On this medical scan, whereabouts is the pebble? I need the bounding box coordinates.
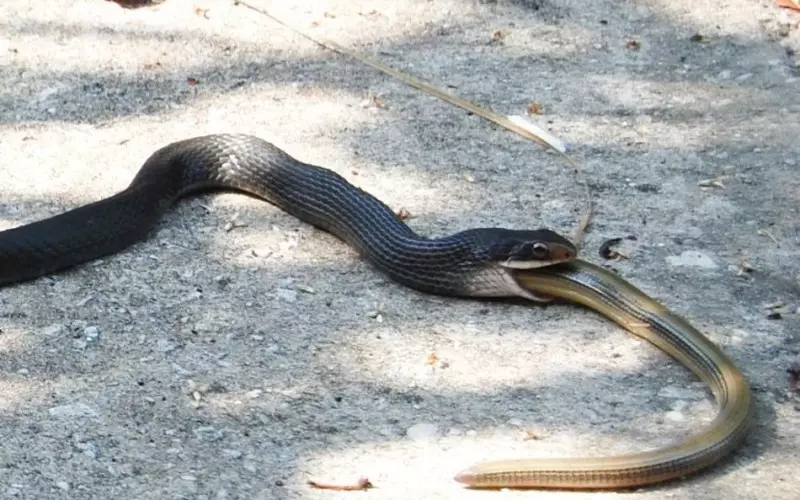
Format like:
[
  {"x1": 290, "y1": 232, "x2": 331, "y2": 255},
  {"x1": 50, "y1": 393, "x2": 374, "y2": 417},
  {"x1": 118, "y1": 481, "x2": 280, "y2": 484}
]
[
  {"x1": 84, "y1": 326, "x2": 99, "y2": 342},
  {"x1": 406, "y1": 422, "x2": 440, "y2": 441},
  {"x1": 665, "y1": 411, "x2": 685, "y2": 422},
  {"x1": 48, "y1": 403, "x2": 97, "y2": 419},
  {"x1": 76, "y1": 442, "x2": 99, "y2": 459},
  {"x1": 665, "y1": 250, "x2": 718, "y2": 269},
  {"x1": 42, "y1": 323, "x2": 66, "y2": 336},
  {"x1": 55, "y1": 481, "x2": 70, "y2": 491},
  {"x1": 276, "y1": 288, "x2": 297, "y2": 303},
  {"x1": 157, "y1": 339, "x2": 178, "y2": 353}
]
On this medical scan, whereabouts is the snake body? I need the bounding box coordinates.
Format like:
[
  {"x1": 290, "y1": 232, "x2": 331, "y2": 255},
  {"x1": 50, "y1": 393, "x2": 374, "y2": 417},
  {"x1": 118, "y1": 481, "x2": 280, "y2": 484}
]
[
  {"x1": 0, "y1": 134, "x2": 574, "y2": 291},
  {"x1": 0, "y1": 134, "x2": 751, "y2": 489}
]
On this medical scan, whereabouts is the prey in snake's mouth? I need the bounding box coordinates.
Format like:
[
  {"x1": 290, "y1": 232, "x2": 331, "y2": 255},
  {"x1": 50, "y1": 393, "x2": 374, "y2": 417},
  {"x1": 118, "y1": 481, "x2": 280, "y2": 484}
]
[{"x1": 463, "y1": 228, "x2": 578, "y2": 302}]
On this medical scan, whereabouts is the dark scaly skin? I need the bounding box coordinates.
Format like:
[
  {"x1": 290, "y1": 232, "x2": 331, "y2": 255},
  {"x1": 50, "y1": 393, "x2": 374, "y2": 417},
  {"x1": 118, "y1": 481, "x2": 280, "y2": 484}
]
[{"x1": 0, "y1": 134, "x2": 575, "y2": 290}]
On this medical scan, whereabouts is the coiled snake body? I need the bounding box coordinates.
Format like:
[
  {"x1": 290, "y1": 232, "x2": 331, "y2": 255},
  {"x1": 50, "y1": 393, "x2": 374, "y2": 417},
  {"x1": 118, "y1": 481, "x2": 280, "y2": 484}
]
[{"x1": 0, "y1": 134, "x2": 751, "y2": 489}]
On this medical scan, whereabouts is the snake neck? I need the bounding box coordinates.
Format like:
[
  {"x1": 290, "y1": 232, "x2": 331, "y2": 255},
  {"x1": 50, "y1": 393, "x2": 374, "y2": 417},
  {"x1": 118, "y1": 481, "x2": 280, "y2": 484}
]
[{"x1": 256, "y1": 162, "x2": 487, "y2": 296}]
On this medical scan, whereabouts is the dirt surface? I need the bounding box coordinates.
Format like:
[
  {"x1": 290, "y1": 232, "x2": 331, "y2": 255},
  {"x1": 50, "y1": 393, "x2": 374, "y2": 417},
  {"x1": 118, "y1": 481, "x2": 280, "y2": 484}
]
[{"x1": 1, "y1": 1, "x2": 799, "y2": 499}]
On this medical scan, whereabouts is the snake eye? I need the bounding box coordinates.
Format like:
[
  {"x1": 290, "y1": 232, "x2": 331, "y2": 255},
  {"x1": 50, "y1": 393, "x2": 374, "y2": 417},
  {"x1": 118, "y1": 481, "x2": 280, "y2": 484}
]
[{"x1": 531, "y1": 242, "x2": 550, "y2": 259}]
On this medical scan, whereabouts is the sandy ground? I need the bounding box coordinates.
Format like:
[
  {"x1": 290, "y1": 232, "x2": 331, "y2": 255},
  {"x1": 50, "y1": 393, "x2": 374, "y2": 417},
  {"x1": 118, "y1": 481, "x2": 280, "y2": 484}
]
[{"x1": 1, "y1": 0, "x2": 799, "y2": 499}]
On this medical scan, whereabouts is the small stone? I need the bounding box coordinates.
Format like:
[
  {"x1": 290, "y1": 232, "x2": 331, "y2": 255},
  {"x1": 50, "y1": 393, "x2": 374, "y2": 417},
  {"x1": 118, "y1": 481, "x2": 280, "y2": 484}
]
[
  {"x1": 42, "y1": 323, "x2": 66, "y2": 336},
  {"x1": 406, "y1": 422, "x2": 440, "y2": 441},
  {"x1": 223, "y1": 449, "x2": 243, "y2": 459},
  {"x1": 276, "y1": 288, "x2": 297, "y2": 303},
  {"x1": 507, "y1": 418, "x2": 523, "y2": 427},
  {"x1": 84, "y1": 326, "x2": 100, "y2": 341},
  {"x1": 55, "y1": 481, "x2": 70, "y2": 491},
  {"x1": 665, "y1": 411, "x2": 685, "y2": 422},
  {"x1": 157, "y1": 339, "x2": 178, "y2": 353},
  {"x1": 671, "y1": 400, "x2": 689, "y2": 412},
  {"x1": 465, "y1": 429, "x2": 478, "y2": 437},
  {"x1": 665, "y1": 251, "x2": 718, "y2": 269},
  {"x1": 48, "y1": 403, "x2": 97, "y2": 419},
  {"x1": 193, "y1": 426, "x2": 222, "y2": 441},
  {"x1": 447, "y1": 427, "x2": 463, "y2": 436},
  {"x1": 76, "y1": 442, "x2": 99, "y2": 459},
  {"x1": 245, "y1": 389, "x2": 263, "y2": 399}
]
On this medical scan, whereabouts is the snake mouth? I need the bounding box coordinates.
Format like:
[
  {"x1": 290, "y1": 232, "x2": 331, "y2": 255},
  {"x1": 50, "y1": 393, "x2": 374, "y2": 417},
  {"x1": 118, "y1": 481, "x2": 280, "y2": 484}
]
[{"x1": 499, "y1": 256, "x2": 573, "y2": 270}]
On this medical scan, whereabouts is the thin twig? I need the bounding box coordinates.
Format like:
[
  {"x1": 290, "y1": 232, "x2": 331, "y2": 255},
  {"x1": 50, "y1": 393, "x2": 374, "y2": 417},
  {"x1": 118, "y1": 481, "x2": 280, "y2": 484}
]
[{"x1": 233, "y1": 0, "x2": 594, "y2": 247}]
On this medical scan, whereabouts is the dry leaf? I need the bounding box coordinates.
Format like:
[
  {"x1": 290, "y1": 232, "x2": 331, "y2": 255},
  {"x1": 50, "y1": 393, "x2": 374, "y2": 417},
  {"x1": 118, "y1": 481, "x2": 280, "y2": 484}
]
[
  {"x1": 522, "y1": 429, "x2": 543, "y2": 441},
  {"x1": 527, "y1": 102, "x2": 544, "y2": 115},
  {"x1": 490, "y1": 30, "x2": 506, "y2": 44},
  {"x1": 308, "y1": 477, "x2": 373, "y2": 491}
]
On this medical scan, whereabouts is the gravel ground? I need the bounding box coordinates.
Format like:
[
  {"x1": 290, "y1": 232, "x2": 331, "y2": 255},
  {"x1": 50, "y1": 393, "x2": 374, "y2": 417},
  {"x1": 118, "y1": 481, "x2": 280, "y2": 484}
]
[{"x1": 1, "y1": 1, "x2": 799, "y2": 499}]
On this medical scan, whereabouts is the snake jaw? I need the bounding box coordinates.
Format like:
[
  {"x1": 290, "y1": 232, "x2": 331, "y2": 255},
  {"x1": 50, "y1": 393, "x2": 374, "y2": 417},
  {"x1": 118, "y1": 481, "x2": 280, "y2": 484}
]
[
  {"x1": 499, "y1": 257, "x2": 572, "y2": 270},
  {"x1": 500, "y1": 269, "x2": 555, "y2": 302}
]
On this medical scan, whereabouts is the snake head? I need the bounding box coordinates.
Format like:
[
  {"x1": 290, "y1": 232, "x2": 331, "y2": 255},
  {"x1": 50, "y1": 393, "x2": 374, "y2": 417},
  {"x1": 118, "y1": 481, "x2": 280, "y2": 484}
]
[{"x1": 484, "y1": 229, "x2": 577, "y2": 269}]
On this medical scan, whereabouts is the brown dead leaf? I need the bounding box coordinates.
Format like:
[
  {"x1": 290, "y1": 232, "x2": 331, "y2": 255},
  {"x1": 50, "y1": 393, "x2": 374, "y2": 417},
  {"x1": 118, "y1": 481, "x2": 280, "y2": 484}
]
[
  {"x1": 359, "y1": 94, "x2": 386, "y2": 109},
  {"x1": 426, "y1": 352, "x2": 439, "y2": 366},
  {"x1": 489, "y1": 30, "x2": 507, "y2": 44},
  {"x1": 527, "y1": 102, "x2": 544, "y2": 115},
  {"x1": 396, "y1": 207, "x2": 412, "y2": 220},
  {"x1": 522, "y1": 429, "x2": 543, "y2": 441},
  {"x1": 626, "y1": 39, "x2": 641, "y2": 51}
]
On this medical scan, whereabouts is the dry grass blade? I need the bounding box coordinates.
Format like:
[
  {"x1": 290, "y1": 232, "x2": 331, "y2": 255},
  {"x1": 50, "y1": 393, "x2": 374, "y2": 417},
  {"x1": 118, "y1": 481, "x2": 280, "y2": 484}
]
[{"x1": 234, "y1": 0, "x2": 593, "y2": 247}]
